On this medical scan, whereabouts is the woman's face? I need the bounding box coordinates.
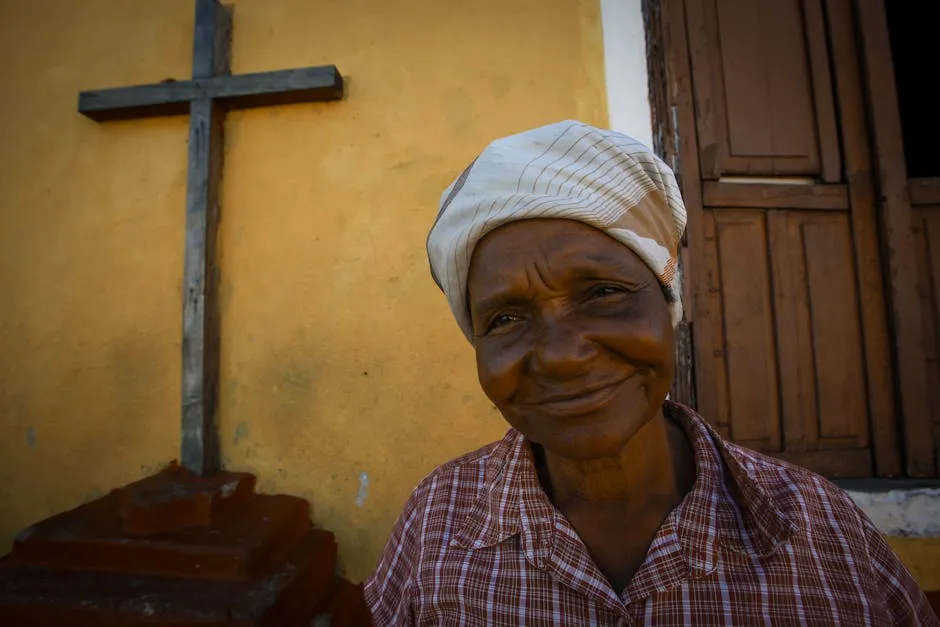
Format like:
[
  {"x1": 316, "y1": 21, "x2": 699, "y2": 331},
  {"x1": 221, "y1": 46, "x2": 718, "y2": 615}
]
[{"x1": 467, "y1": 219, "x2": 675, "y2": 461}]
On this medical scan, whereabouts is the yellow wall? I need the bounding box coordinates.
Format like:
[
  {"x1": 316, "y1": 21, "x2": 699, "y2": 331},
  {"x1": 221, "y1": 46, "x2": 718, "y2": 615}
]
[
  {"x1": 0, "y1": 0, "x2": 608, "y2": 581},
  {"x1": 887, "y1": 537, "x2": 940, "y2": 592}
]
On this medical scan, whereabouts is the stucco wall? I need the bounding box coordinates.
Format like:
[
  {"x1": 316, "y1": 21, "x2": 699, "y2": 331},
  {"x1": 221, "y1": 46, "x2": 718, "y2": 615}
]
[
  {"x1": 0, "y1": 0, "x2": 190, "y2": 547},
  {"x1": 0, "y1": 0, "x2": 608, "y2": 582}
]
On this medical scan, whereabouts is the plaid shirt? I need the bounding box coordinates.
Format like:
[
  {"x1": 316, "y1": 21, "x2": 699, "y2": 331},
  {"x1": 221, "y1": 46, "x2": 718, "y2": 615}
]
[{"x1": 365, "y1": 402, "x2": 938, "y2": 625}]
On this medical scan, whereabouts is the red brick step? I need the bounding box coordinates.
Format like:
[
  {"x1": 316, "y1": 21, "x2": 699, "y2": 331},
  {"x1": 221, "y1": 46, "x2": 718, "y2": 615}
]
[{"x1": 0, "y1": 465, "x2": 366, "y2": 626}]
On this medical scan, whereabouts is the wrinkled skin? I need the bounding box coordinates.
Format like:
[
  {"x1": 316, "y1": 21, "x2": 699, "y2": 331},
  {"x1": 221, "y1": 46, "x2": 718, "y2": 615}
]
[
  {"x1": 468, "y1": 219, "x2": 676, "y2": 458},
  {"x1": 467, "y1": 219, "x2": 694, "y2": 591}
]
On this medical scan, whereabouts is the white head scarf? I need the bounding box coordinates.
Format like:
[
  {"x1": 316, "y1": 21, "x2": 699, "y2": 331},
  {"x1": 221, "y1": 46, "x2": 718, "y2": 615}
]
[{"x1": 427, "y1": 120, "x2": 687, "y2": 342}]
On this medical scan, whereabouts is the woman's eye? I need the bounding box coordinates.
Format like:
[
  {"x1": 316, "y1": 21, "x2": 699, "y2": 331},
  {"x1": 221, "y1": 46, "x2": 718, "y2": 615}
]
[
  {"x1": 588, "y1": 285, "x2": 626, "y2": 299},
  {"x1": 488, "y1": 313, "x2": 520, "y2": 332}
]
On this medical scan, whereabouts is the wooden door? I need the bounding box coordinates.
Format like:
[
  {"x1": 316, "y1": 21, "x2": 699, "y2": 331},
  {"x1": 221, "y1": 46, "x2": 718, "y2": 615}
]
[{"x1": 654, "y1": 0, "x2": 902, "y2": 476}]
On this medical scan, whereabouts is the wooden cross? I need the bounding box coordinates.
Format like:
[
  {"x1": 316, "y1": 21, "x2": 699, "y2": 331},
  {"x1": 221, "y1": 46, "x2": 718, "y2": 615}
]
[{"x1": 77, "y1": 0, "x2": 344, "y2": 477}]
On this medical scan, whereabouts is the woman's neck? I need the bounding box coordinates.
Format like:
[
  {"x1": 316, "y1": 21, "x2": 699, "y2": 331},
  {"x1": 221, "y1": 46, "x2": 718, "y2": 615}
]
[{"x1": 539, "y1": 410, "x2": 694, "y2": 510}]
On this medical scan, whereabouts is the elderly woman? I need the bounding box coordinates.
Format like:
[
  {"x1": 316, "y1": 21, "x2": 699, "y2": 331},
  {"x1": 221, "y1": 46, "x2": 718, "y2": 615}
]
[{"x1": 364, "y1": 121, "x2": 937, "y2": 625}]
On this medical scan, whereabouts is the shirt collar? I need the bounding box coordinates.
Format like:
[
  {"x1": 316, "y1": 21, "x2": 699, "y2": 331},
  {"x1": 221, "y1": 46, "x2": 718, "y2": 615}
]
[
  {"x1": 451, "y1": 401, "x2": 799, "y2": 572},
  {"x1": 451, "y1": 428, "x2": 557, "y2": 567},
  {"x1": 664, "y1": 402, "x2": 799, "y2": 570}
]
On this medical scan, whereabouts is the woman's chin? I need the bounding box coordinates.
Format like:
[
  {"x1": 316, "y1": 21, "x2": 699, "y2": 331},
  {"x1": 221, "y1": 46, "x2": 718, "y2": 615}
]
[{"x1": 536, "y1": 421, "x2": 644, "y2": 461}]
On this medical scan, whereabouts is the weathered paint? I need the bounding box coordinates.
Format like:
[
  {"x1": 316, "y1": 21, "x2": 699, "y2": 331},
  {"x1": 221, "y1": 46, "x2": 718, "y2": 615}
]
[
  {"x1": 848, "y1": 487, "x2": 940, "y2": 537},
  {"x1": 0, "y1": 0, "x2": 608, "y2": 582},
  {"x1": 356, "y1": 472, "x2": 370, "y2": 509}
]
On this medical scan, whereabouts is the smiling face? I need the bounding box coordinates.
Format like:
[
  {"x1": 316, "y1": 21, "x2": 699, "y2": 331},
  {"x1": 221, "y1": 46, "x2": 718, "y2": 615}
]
[{"x1": 467, "y1": 219, "x2": 676, "y2": 461}]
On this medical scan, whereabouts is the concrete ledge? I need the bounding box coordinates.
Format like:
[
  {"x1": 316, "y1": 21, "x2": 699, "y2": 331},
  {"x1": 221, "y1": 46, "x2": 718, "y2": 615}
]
[{"x1": 844, "y1": 486, "x2": 940, "y2": 537}]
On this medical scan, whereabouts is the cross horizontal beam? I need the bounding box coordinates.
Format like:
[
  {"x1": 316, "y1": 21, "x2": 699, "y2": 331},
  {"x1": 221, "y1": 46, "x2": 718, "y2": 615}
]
[{"x1": 78, "y1": 65, "x2": 343, "y2": 122}]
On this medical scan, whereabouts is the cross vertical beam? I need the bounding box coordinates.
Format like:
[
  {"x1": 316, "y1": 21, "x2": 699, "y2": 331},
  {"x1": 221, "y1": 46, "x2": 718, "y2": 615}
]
[
  {"x1": 77, "y1": 0, "x2": 343, "y2": 477},
  {"x1": 181, "y1": 0, "x2": 231, "y2": 476}
]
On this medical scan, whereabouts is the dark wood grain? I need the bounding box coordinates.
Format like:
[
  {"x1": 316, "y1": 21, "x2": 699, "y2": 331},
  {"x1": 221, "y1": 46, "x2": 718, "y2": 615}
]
[
  {"x1": 192, "y1": 0, "x2": 231, "y2": 80},
  {"x1": 702, "y1": 181, "x2": 848, "y2": 210},
  {"x1": 78, "y1": 66, "x2": 343, "y2": 122},
  {"x1": 670, "y1": 241, "x2": 694, "y2": 407},
  {"x1": 853, "y1": 0, "x2": 933, "y2": 477},
  {"x1": 914, "y1": 209, "x2": 940, "y2": 475},
  {"x1": 909, "y1": 178, "x2": 940, "y2": 207},
  {"x1": 825, "y1": 0, "x2": 901, "y2": 476},
  {"x1": 644, "y1": 0, "x2": 696, "y2": 408},
  {"x1": 713, "y1": 210, "x2": 780, "y2": 450},
  {"x1": 803, "y1": 0, "x2": 842, "y2": 183},
  {"x1": 801, "y1": 215, "x2": 869, "y2": 445},
  {"x1": 776, "y1": 449, "x2": 872, "y2": 478},
  {"x1": 767, "y1": 210, "x2": 819, "y2": 453},
  {"x1": 661, "y1": 0, "x2": 733, "y2": 435},
  {"x1": 685, "y1": 0, "x2": 835, "y2": 179},
  {"x1": 180, "y1": 0, "x2": 230, "y2": 477}
]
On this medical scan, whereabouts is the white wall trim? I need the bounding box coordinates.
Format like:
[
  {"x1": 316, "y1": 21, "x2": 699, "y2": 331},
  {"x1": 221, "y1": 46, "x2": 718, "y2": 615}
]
[
  {"x1": 600, "y1": 0, "x2": 655, "y2": 150},
  {"x1": 848, "y1": 488, "x2": 940, "y2": 538}
]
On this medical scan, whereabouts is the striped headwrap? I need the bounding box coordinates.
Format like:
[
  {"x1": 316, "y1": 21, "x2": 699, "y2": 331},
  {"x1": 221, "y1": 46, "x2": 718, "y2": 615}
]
[{"x1": 427, "y1": 120, "x2": 687, "y2": 342}]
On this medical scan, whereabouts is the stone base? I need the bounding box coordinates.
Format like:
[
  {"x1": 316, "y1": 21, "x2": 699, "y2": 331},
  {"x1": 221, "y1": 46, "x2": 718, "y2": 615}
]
[{"x1": 0, "y1": 464, "x2": 371, "y2": 626}]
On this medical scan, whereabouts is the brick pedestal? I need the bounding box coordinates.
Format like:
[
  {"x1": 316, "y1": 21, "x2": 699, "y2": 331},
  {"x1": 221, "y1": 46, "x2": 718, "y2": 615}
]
[{"x1": 0, "y1": 464, "x2": 371, "y2": 626}]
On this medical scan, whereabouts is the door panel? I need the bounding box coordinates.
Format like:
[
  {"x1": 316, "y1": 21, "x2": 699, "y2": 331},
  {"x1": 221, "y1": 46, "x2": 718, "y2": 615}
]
[
  {"x1": 685, "y1": 0, "x2": 841, "y2": 180},
  {"x1": 712, "y1": 210, "x2": 780, "y2": 449},
  {"x1": 707, "y1": 207, "x2": 873, "y2": 475}
]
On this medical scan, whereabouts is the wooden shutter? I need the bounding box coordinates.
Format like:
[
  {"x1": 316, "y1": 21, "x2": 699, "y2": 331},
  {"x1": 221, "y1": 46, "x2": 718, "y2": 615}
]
[
  {"x1": 661, "y1": 0, "x2": 901, "y2": 476},
  {"x1": 686, "y1": 0, "x2": 841, "y2": 181}
]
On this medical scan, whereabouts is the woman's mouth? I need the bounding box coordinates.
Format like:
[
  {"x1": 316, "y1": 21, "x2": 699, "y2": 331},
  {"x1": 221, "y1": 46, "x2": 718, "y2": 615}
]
[{"x1": 525, "y1": 378, "x2": 629, "y2": 416}]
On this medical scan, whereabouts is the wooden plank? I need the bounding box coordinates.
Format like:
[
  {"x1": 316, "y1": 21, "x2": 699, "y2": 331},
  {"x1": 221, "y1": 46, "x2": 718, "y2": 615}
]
[
  {"x1": 644, "y1": 0, "x2": 696, "y2": 408},
  {"x1": 747, "y1": 0, "x2": 818, "y2": 173},
  {"x1": 671, "y1": 320, "x2": 696, "y2": 406},
  {"x1": 802, "y1": 214, "x2": 868, "y2": 444},
  {"x1": 662, "y1": 0, "x2": 724, "y2": 430},
  {"x1": 180, "y1": 0, "x2": 230, "y2": 478},
  {"x1": 702, "y1": 211, "x2": 731, "y2": 438},
  {"x1": 776, "y1": 449, "x2": 872, "y2": 478},
  {"x1": 825, "y1": 0, "x2": 901, "y2": 476},
  {"x1": 803, "y1": 0, "x2": 842, "y2": 183},
  {"x1": 683, "y1": 0, "x2": 722, "y2": 180},
  {"x1": 767, "y1": 211, "x2": 818, "y2": 453},
  {"x1": 852, "y1": 0, "x2": 934, "y2": 476},
  {"x1": 717, "y1": 0, "x2": 774, "y2": 162},
  {"x1": 919, "y1": 212, "x2": 940, "y2": 468},
  {"x1": 702, "y1": 181, "x2": 848, "y2": 210},
  {"x1": 78, "y1": 66, "x2": 344, "y2": 122},
  {"x1": 192, "y1": 0, "x2": 231, "y2": 79},
  {"x1": 670, "y1": 250, "x2": 696, "y2": 406},
  {"x1": 714, "y1": 210, "x2": 780, "y2": 449},
  {"x1": 909, "y1": 178, "x2": 940, "y2": 207},
  {"x1": 642, "y1": 0, "x2": 670, "y2": 160}
]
